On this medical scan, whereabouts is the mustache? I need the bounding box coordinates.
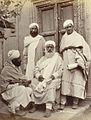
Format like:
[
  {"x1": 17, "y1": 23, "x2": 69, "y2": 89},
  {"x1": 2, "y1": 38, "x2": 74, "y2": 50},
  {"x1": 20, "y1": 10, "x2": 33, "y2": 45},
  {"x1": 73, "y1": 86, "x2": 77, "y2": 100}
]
[
  {"x1": 47, "y1": 48, "x2": 54, "y2": 52},
  {"x1": 46, "y1": 49, "x2": 53, "y2": 52},
  {"x1": 45, "y1": 50, "x2": 55, "y2": 54}
]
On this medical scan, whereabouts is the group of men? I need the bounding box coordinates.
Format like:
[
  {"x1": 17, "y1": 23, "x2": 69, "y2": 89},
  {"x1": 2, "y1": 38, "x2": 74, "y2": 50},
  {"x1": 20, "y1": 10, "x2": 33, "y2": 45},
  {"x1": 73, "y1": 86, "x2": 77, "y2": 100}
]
[{"x1": 0, "y1": 19, "x2": 91, "y2": 118}]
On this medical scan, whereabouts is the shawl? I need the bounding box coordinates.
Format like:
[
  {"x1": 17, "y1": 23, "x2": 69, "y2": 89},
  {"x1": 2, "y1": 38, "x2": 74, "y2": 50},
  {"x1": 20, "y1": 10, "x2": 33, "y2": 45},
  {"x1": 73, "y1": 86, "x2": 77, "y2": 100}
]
[{"x1": 60, "y1": 31, "x2": 91, "y2": 61}]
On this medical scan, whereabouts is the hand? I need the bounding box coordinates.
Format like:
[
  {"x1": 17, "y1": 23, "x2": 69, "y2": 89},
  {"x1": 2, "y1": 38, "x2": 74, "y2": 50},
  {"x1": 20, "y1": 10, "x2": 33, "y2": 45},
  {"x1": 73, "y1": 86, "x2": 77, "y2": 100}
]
[
  {"x1": 38, "y1": 75, "x2": 44, "y2": 82},
  {"x1": 47, "y1": 80, "x2": 52, "y2": 85},
  {"x1": 50, "y1": 75, "x2": 55, "y2": 80},
  {"x1": 22, "y1": 80, "x2": 31, "y2": 87}
]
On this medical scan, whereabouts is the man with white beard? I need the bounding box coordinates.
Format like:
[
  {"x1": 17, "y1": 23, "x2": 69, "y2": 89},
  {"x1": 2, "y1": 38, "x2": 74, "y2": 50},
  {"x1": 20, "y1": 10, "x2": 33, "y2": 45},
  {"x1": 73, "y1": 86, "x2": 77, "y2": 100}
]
[{"x1": 29, "y1": 40, "x2": 63, "y2": 118}]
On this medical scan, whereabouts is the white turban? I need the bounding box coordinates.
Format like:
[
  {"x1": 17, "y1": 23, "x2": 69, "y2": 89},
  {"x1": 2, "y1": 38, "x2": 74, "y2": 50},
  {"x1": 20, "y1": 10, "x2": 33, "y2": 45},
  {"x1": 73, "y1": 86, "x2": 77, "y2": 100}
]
[
  {"x1": 29, "y1": 23, "x2": 39, "y2": 30},
  {"x1": 8, "y1": 50, "x2": 20, "y2": 60},
  {"x1": 63, "y1": 19, "x2": 74, "y2": 28},
  {"x1": 45, "y1": 40, "x2": 56, "y2": 47}
]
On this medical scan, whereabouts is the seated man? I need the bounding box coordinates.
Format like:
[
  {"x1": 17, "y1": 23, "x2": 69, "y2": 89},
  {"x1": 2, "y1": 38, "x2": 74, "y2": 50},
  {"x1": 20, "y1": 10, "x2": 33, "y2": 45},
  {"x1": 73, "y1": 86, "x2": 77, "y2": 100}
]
[
  {"x1": 0, "y1": 50, "x2": 32, "y2": 116},
  {"x1": 30, "y1": 40, "x2": 63, "y2": 117}
]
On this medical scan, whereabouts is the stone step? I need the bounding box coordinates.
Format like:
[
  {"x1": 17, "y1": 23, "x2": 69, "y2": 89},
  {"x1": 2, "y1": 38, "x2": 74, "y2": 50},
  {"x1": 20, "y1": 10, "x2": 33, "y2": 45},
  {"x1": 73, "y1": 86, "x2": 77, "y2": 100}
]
[{"x1": 0, "y1": 99, "x2": 90, "y2": 120}]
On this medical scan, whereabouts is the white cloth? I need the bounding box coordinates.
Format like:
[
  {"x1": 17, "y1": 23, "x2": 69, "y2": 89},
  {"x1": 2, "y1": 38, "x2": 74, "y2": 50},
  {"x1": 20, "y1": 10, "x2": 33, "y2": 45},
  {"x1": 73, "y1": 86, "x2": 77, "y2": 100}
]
[
  {"x1": 35, "y1": 53, "x2": 58, "y2": 93},
  {"x1": 31, "y1": 52, "x2": 63, "y2": 104},
  {"x1": 60, "y1": 31, "x2": 91, "y2": 61},
  {"x1": 2, "y1": 85, "x2": 32, "y2": 113},
  {"x1": 63, "y1": 19, "x2": 73, "y2": 28},
  {"x1": 25, "y1": 35, "x2": 41, "y2": 80},
  {"x1": 45, "y1": 40, "x2": 55, "y2": 47},
  {"x1": 1, "y1": 60, "x2": 32, "y2": 113},
  {"x1": 46, "y1": 103, "x2": 52, "y2": 110},
  {"x1": 42, "y1": 53, "x2": 58, "y2": 79},
  {"x1": 29, "y1": 23, "x2": 39, "y2": 30},
  {"x1": 60, "y1": 31, "x2": 91, "y2": 99},
  {"x1": 8, "y1": 50, "x2": 20, "y2": 60}
]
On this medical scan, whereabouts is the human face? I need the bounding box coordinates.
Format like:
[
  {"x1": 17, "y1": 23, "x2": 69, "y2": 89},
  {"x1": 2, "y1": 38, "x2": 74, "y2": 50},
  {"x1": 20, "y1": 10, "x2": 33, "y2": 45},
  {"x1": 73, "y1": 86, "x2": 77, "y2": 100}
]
[
  {"x1": 30, "y1": 25, "x2": 38, "y2": 37},
  {"x1": 46, "y1": 44, "x2": 54, "y2": 53},
  {"x1": 12, "y1": 56, "x2": 21, "y2": 67},
  {"x1": 65, "y1": 24, "x2": 74, "y2": 35}
]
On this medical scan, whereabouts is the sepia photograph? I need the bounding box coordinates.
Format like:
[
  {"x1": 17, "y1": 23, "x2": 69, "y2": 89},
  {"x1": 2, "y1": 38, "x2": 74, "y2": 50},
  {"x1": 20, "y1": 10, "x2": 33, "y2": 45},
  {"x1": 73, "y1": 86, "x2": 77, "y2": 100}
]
[{"x1": 0, "y1": 0, "x2": 91, "y2": 120}]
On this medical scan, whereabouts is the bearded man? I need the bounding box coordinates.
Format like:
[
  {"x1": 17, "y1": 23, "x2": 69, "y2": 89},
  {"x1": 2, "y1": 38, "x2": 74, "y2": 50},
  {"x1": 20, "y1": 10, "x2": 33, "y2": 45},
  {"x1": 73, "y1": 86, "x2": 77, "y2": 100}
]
[
  {"x1": 0, "y1": 50, "x2": 32, "y2": 116},
  {"x1": 29, "y1": 40, "x2": 63, "y2": 117},
  {"x1": 60, "y1": 19, "x2": 91, "y2": 110},
  {"x1": 23, "y1": 23, "x2": 45, "y2": 81}
]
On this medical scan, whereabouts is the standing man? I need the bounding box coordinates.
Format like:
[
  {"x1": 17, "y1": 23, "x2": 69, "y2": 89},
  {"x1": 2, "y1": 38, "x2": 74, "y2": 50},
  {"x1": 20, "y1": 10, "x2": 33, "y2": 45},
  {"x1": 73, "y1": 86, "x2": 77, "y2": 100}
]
[
  {"x1": 23, "y1": 23, "x2": 45, "y2": 81},
  {"x1": 60, "y1": 19, "x2": 91, "y2": 110}
]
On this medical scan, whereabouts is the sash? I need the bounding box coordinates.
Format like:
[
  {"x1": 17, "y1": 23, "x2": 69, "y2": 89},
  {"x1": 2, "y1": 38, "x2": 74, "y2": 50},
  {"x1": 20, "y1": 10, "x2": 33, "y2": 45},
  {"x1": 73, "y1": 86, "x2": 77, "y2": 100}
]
[{"x1": 25, "y1": 35, "x2": 41, "y2": 80}]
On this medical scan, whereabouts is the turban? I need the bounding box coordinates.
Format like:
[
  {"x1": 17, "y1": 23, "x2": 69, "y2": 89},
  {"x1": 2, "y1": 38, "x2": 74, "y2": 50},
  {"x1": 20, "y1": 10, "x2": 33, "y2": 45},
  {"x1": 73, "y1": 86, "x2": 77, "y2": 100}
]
[
  {"x1": 29, "y1": 23, "x2": 39, "y2": 30},
  {"x1": 63, "y1": 19, "x2": 74, "y2": 28},
  {"x1": 8, "y1": 50, "x2": 20, "y2": 60},
  {"x1": 45, "y1": 40, "x2": 56, "y2": 47}
]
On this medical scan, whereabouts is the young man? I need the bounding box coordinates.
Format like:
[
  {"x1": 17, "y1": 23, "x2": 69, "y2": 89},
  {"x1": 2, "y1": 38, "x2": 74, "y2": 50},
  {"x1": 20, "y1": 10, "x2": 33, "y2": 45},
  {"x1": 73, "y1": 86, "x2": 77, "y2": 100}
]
[
  {"x1": 30, "y1": 40, "x2": 63, "y2": 117},
  {"x1": 60, "y1": 19, "x2": 91, "y2": 110},
  {"x1": 0, "y1": 50, "x2": 32, "y2": 116},
  {"x1": 23, "y1": 23, "x2": 45, "y2": 81}
]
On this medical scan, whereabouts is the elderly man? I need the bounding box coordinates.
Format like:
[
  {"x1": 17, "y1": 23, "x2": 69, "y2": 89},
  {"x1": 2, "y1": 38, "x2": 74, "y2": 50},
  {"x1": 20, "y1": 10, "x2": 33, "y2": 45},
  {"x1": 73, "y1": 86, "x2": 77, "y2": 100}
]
[
  {"x1": 60, "y1": 19, "x2": 91, "y2": 110},
  {"x1": 30, "y1": 40, "x2": 63, "y2": 117},
  {"x1": 0, "y1": 50, "x2": 32, "y2": 116},
  {"x1": 23, "y1": 23, "x2": 46, "y2": 80}
]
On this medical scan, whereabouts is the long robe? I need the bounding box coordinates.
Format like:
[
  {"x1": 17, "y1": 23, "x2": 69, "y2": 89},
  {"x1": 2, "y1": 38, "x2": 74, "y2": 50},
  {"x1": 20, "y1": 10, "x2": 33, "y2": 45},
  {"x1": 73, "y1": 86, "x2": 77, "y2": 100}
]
[
  {"x1": 60, "y1": 31, "x2": 91, "y2": 99},
  {"x1": 23, "y1": 34, "x2": 45, "y2": 80},
  {"x1": 31, "y1": 52, "x2": 63, "y2": 104},
  {"x1": 0, "y1": 60, "x2": 32, "y2": 113}
]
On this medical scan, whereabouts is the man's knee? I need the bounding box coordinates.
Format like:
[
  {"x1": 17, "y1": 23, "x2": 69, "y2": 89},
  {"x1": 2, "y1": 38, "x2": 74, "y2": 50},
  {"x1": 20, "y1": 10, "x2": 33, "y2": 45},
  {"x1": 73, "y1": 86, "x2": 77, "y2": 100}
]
[{"x1": 18, "y1": 85, "x2": 26, "y2": 91}]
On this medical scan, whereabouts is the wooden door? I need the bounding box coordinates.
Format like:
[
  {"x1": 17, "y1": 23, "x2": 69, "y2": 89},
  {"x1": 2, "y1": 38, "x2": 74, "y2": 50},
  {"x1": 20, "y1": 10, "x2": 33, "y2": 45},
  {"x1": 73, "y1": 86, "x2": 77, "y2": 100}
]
[{"x1": 37, "y1": 4, "x2": 59, "y2": 51}]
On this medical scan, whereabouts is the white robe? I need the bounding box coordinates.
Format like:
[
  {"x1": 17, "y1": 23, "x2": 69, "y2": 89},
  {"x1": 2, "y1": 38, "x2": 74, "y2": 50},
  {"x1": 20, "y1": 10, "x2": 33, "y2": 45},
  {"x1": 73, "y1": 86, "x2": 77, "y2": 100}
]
[
  {"x1": 23, "y1": 34, "x2": 45, "y2": 80},
  {"x1": 1, "y1": 61, "x2": 32, "y2": 113},
  {"x1": 60, "y1": 31, "x2": 91, "y2": 99},
  {"x1": 31, "y1": 52, "x2": 63, "y2": 104}
]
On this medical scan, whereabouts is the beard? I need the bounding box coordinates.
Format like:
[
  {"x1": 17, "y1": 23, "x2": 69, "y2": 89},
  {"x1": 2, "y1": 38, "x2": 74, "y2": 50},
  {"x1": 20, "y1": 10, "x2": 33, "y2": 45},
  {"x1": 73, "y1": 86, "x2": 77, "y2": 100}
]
[
  {"x1": 12, "y1": 60, "x2": 21, "y2": 67},
  {"x1": 45, "y1": 49, "x2": 55, "y2": 58},
  {"x1": 30, "y1": 31, "x2": 38, "y2": 37}
]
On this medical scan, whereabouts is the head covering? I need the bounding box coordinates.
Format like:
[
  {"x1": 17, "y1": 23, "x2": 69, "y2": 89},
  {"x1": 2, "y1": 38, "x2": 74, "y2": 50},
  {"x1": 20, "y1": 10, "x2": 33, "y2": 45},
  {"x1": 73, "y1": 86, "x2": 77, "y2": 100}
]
[
  {"x1": 45, "y1": 40, "x2": 56, "y2": 47},
  {"x1": 63, "y1": 19, "x2": 74, "y2": 28},
  {"x1": 8, "y1": 50, "x2": 20, "y2": 60},
  {"x1": 29, "y1": 23, "x2": 39, "y2": 30}
]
